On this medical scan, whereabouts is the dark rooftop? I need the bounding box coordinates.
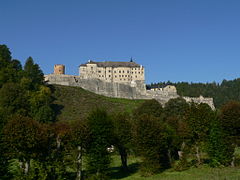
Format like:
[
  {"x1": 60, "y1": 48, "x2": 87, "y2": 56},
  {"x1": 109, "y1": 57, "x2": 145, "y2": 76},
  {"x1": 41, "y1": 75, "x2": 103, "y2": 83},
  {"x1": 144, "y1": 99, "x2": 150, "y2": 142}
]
[{"x1": 80, "y1": 60, "x2": 141, "y2": 68}]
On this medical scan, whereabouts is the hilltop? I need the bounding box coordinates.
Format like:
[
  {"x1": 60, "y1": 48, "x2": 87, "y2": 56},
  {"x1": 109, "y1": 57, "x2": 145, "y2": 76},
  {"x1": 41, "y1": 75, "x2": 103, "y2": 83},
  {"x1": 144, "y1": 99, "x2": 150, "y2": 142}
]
[{"x1": 50, "y1": 84, "x2": 146, "y2": 121}]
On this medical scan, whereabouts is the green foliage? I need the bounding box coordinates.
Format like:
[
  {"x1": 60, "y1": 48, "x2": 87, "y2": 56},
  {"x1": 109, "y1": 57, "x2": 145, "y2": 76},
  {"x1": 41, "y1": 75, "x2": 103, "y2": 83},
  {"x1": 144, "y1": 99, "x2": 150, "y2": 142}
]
[
  {"x1": 2, "y1": 115, "x2": 47, "y2": 177},
  {"x1": 133, "y1": 99, "x2": 163, "y2": 118},
  {"x1": 207, "y1": 115, "x2": 231, "y2": 167},
  {"x1": 149, "y1": 79, "x2": 240, "y2": 108},
  {"x1": 133, "y1": 114, "x2": 171, "y2": 175},
  {"x1": 184, "y1": 103, "x2": 214, "y2": 144},
  {"x1": 0, "y1": 44, "x2": 12, "y2": 69},
  {"x1": 69, "y1": 120, "x2": 90, "y2": 180},
  {"x1": 0, "y1": 83, "x2": 29, "y2": 120},
  {"x1": 29, "y1": 86, "x2": 55, "y2": 123},
  {"x1": 2, "y1": 116, "x2": 46, "y2": 160},
  {"x1": 183, "y1": 103, "x2": 215, "y2": 165},
  {"x1": 112, "y1": 112, "x2": 132, "y2": 170},
  {"x1": 86, "y1": 109, "x2": 113, "y2": 177},
  {"x1": 8, "y1": 159, "x2": 48, "y2": 180},
  {"x1": 23, "y1": 56, "x2": 44, "y2": 89},
  {"x1": 220, "y1": 101, "x2": 240, "y2": 145},
  {"x1": 0, "y1": 46, "x2": 23, "y2": 87},
  {"x1": 164, "y1": 97, "x2": 189, "y2": 117}
]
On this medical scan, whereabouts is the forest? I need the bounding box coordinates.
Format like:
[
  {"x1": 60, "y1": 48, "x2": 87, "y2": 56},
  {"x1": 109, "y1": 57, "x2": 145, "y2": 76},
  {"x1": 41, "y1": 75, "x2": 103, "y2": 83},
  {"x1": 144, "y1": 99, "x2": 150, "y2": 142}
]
[
  {"x1": 0, "y1": 44, "x2": 240, "y2": 180},
  {"x1": 148, "y1": 79, "x2": 240, "y2": 108}
]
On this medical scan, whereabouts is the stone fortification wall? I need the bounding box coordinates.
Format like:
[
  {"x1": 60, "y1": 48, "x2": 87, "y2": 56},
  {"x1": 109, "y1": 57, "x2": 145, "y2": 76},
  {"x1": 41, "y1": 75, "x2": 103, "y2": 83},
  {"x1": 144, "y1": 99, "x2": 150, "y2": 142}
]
[
  {"x1": 45, "y1": 74, "x2": 215, "y2": 109},
  {"x1": 183, "y1": 96, "x2": 215, "y2": 110},
  {"x1": 45, "y1": 74, "x2": 142, "y2": 99}
]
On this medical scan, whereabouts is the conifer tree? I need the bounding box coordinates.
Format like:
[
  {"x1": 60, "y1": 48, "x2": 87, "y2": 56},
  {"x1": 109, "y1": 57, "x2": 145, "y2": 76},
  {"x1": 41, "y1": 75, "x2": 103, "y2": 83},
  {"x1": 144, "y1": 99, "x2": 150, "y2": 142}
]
[{"x1": 24, "y1": 56, "x2": 44, "y2": 89}]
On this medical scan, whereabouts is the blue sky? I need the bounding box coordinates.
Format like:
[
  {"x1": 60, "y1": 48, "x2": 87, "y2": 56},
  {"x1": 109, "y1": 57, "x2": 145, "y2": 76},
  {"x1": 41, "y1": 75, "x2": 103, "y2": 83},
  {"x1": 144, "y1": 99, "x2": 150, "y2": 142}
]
[{"x1": 1, "y1": 0, "x2": 240, "y2": 84}]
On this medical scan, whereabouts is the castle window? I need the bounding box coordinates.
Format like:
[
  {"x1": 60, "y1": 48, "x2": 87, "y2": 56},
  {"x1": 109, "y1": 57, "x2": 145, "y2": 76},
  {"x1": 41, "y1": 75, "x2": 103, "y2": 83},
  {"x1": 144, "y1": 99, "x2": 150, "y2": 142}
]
[
  {"x1": 120, "y1": 79, "x2": 122, "y2": 81},
  {"x1": 109, "y1": 75, "x2": 111, "y2": 77},
  {"x1": 115, "y1": 75, "x2": 117, "y2": 78},
  {"x1": 91, "y1": 67, "x2": 93, "y2": 70},
  {"x1": 99, "y1": 75, "x2": 101, "y2": 77},
  {"x1": 119, "y1": 70, "x2": 121, "y2": 73},
  {"x1": 114, "y1": 71, "x2": 116, "y2": 73},
  {"x1": 102, "y1": 75, "x2": 104, "y2": 77},
  {"x1": 135, "y1": 76, "x2": 137, "y2": 78},
  {"x1": 98, "y1": 71, "x2": 101, "y2": 73},
  {"x1": 119, "y1": 75, "x2": 121, "y2": 77},
  {"x1": 132, "y1": 72, "x2": 133, "y2": 74},
  {"x1": 125, "y1": 75, "x2": 127, "y2": 77},
  {"x1": 109, "y1": 70, "x2": 111, "y2": 73},
  {"x1": 123, "y1": 71, "x2": 124, "y2": 73},
  {"x1": 127, "y1": 71, "x2": 129, "y2": 73},
  {"x1": 139, "y1": 72, "x2": 140, "y2": 74}
]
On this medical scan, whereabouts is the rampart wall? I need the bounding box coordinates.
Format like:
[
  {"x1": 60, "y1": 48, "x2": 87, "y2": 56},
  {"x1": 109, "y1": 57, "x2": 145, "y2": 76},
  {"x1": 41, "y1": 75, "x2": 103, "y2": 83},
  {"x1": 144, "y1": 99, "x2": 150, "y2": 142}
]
[{"x1": 45, "y1": 74, "x2": 215, "y2": 110}]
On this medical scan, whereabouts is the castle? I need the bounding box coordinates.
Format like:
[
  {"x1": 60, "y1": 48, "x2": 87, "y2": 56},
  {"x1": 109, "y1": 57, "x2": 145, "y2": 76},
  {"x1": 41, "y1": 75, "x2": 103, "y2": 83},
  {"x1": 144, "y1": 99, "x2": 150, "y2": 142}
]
[
  {"x1": 79, "y1": 60, "x2": 144, "y2": 83},
  {"x1": 44, "y1": 60, "x2": 215, "y2": 110}
]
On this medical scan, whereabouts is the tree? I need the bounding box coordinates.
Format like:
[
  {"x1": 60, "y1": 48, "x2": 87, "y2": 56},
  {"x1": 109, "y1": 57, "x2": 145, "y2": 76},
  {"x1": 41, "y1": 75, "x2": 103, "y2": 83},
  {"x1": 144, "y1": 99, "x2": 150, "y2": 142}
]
[
  {"x1": 0, "y1": 46, "x2": 23, "y2": 87},
  {"x1": 29, "y1": 85, "x2": 55, "y2": 123},
  {"x1": 0, "y1": 83, "x2": 28, "y2": 123},
  {"x1": 112, "y1": 112, "x2": 132, "y2": 171},
  {"x1": 220, "y1": 101, "x2": 240, "y2": 166},
  {"x1": 133, "y1": 99, "x2": 163, "y2": 118},
  {"x1": 164, "y1": 97, "x2": 189, "y2": 118},
  {"x1": 184, "y1": 103, "x2": 215, "y2": 165},
  {"x1": 0, "y1": 44, "x2": 12, "y2": 69},
  {"x1": 24, "y1": 57, "x2": 44, "y2": 89},
  {"x1": 70, "y1": 120, "x2": 90, "y2": 180},
  {"x1": 86, "y1": 109, "x2": 113, "y2": 179},
  {"x1": 2, "y1": 115, "x2": 46, "y2": 175},
  {"x1": 47, "y1": 122, "x2": 71, "y2": 180},
  {"x1": 207, "y1": 114, "x2": 231, "y2": 167},
  {"x1": 164, "y1": 98, "x2": 191, "y2": 166},
  {"x1": 132, "y1": 114, "x2": 171, "y2": 176}
]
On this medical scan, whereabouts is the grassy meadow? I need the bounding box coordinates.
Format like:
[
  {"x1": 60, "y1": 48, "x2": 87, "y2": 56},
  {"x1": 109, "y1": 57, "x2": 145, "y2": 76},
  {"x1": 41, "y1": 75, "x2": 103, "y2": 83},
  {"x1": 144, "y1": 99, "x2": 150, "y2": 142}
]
[
  {"x1": 110, "y1": 155, "x2": 240, "y2": 180},
  {"x1": 51, "y1": 85, "x2": 146, "y2": 121}
]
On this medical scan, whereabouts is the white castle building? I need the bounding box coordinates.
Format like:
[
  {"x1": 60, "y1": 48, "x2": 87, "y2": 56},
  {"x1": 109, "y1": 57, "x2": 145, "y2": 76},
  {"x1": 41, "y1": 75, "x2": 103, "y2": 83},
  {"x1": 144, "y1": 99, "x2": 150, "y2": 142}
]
[{"x1": 79, "y1": 60, "x2": 144, "y2": 83}]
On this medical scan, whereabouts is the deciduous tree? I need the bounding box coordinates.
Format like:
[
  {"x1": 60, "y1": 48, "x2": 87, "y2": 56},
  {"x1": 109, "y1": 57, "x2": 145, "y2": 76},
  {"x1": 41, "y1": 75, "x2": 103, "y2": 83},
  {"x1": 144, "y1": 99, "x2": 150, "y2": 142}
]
[{"x1": 86, "y1": 109, "x2": 113, "y2": 179}]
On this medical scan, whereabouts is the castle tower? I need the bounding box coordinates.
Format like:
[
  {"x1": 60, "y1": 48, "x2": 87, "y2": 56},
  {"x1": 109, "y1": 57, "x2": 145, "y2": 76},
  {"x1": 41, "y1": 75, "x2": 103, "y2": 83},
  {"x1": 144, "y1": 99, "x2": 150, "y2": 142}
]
[{"x1": 54, "y1": 64, "x2": 65, "y2": 75}]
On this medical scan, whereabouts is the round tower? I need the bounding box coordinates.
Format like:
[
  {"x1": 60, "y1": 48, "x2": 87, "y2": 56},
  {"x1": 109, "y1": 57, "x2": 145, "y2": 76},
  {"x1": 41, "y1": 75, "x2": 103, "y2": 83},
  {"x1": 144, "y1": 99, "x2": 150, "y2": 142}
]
[{"x1": 54, "y1": 64, "x2": 65, "y2": 75}]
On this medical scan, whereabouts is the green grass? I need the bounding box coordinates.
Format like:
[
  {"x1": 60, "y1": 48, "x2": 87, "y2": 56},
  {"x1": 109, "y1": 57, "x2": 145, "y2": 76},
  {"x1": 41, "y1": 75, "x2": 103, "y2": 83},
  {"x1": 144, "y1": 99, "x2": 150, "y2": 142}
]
[
  {"x1": 110, "y1": 155, "x2": 240, "y2": 180},
  {"x1": 50, "y1": 85, "x2": 146, "y2": 121}
]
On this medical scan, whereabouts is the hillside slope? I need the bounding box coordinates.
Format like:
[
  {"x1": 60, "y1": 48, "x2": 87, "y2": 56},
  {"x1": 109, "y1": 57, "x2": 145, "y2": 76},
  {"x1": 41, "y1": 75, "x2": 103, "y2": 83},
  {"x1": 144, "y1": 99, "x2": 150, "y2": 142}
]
[{"x1": 50, "y1": 85, "x2": 146, "y2": 121}]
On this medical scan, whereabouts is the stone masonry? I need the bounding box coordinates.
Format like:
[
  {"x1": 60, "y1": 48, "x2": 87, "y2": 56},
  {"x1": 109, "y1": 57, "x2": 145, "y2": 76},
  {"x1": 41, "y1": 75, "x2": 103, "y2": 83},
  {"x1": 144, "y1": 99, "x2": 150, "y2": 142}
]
[{"x1": 45, "y1": 61, "x2": 215, "y2": 110}]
